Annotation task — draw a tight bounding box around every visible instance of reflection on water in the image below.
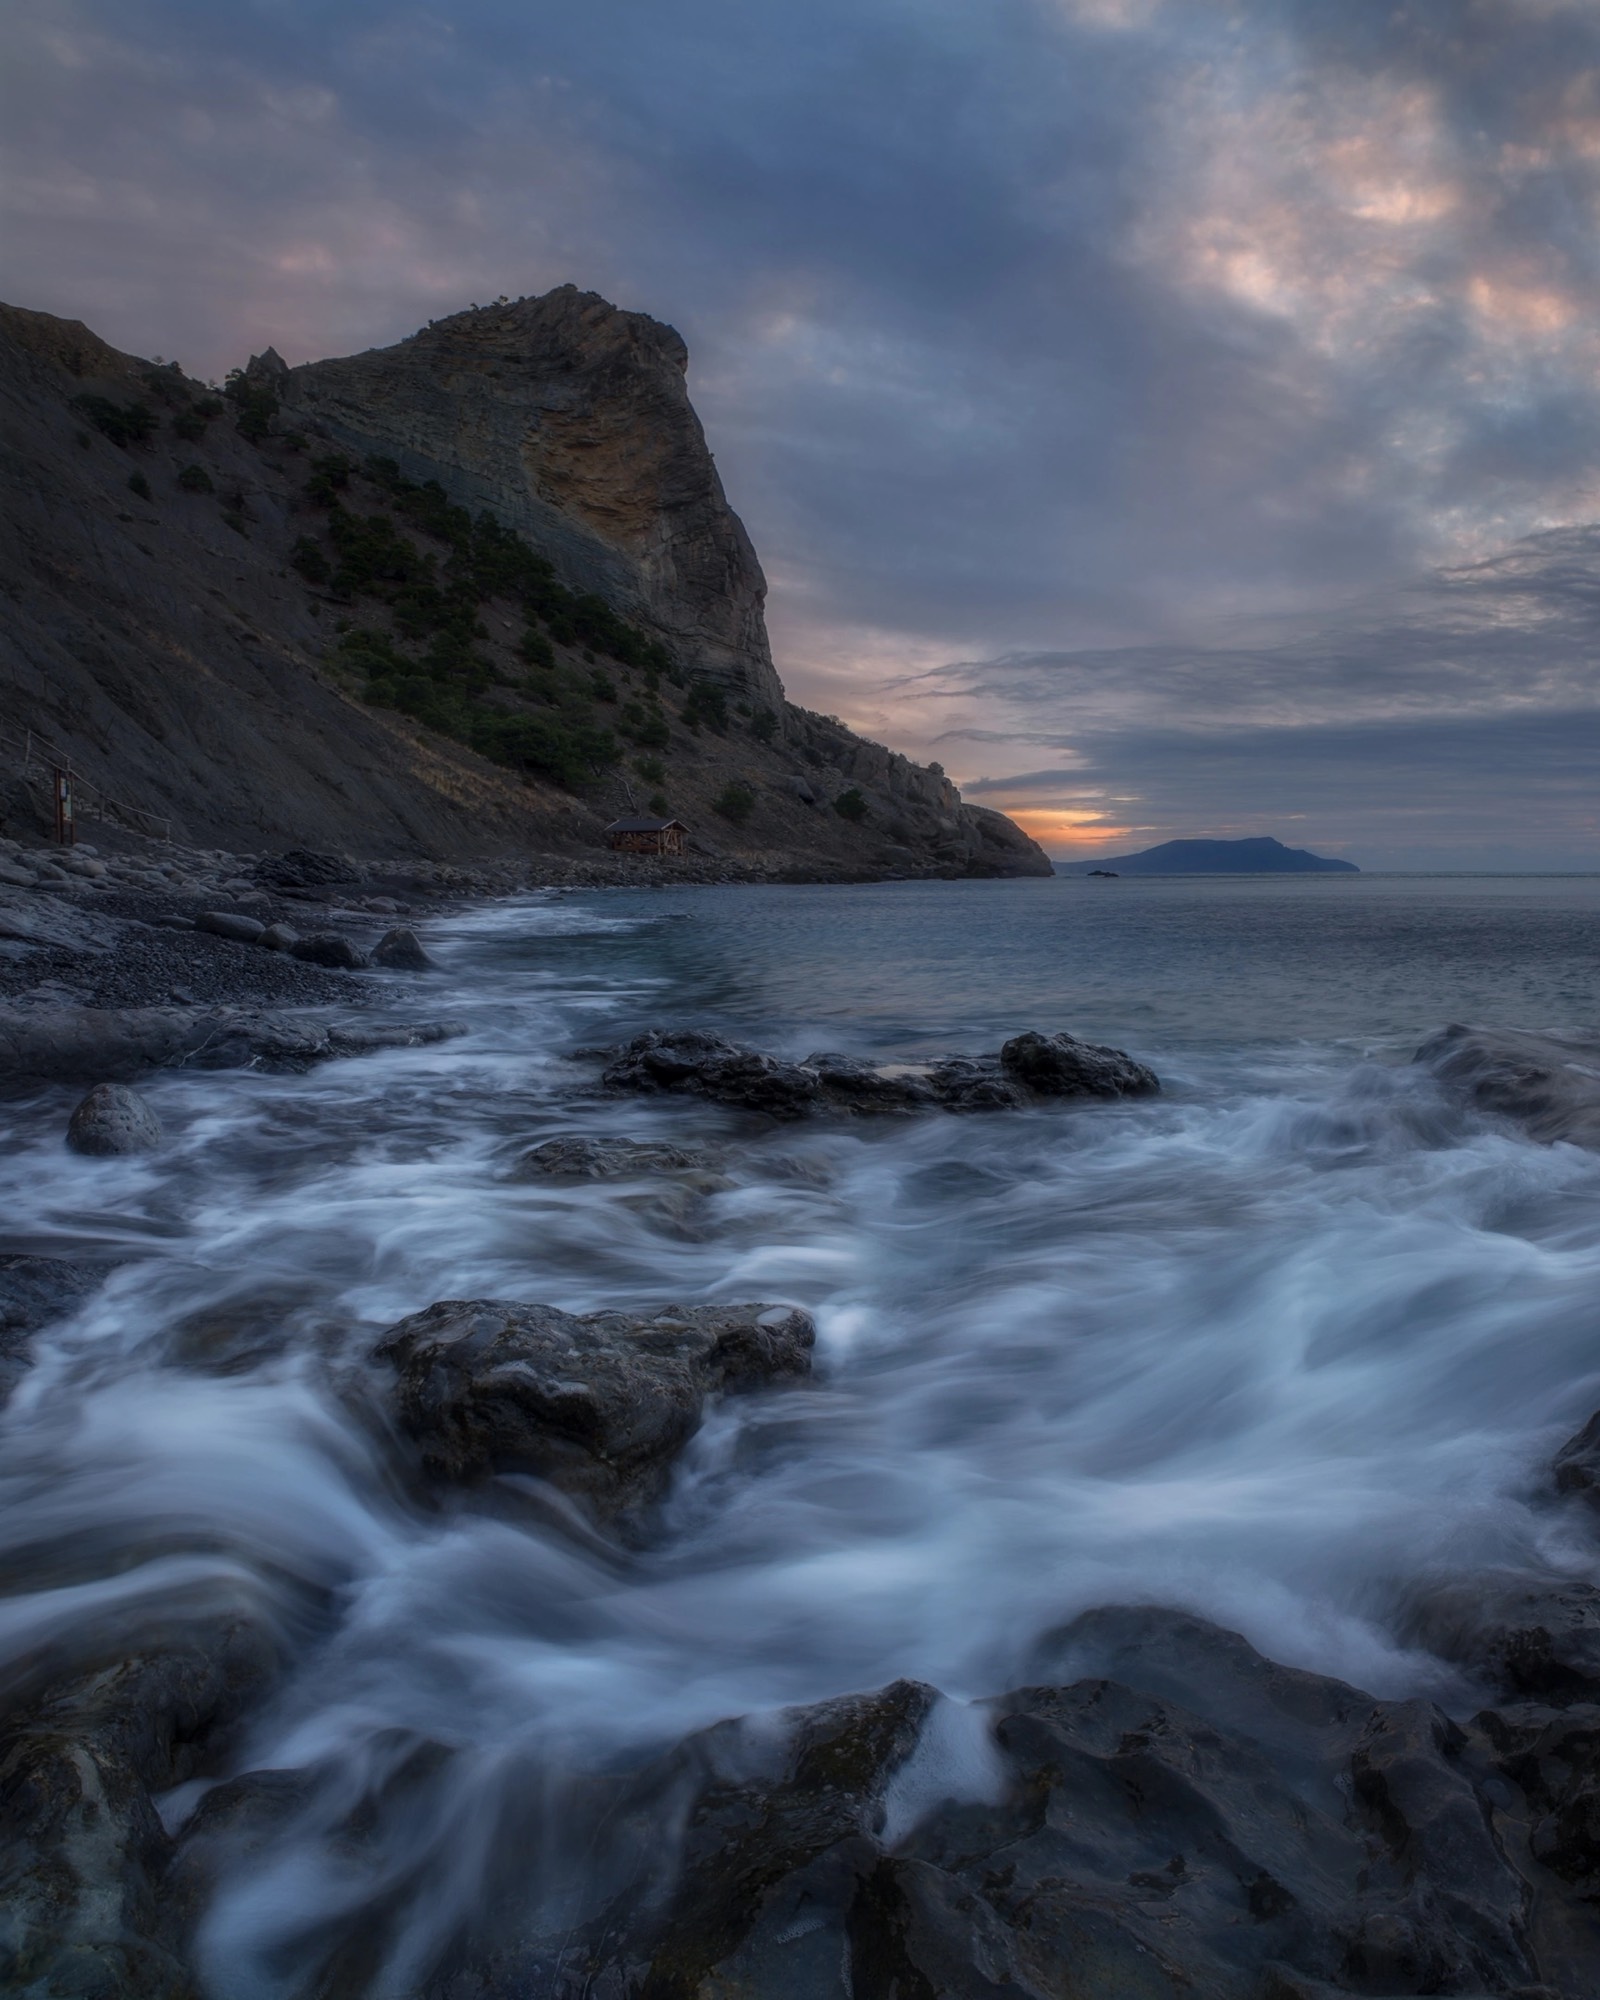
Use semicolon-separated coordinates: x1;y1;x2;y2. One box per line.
3;875;1600;1991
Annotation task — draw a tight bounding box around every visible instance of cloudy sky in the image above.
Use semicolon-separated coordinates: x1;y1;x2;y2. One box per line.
6;0;1600;865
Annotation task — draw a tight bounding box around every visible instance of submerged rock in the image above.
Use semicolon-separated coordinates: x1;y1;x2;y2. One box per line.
372;1298;814;1515
599;1026;1160;1119
510;1135;714;1180
0;1253;110;1403
1416;1023;1600;1147
65;1081;163;1156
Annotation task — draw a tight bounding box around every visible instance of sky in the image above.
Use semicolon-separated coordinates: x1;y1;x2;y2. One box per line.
5;0;1600;865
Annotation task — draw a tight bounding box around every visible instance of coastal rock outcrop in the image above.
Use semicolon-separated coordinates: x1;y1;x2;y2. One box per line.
372;1298;815;1516
447;1607;1594;1999
598;1027;1160;1118
0;1003;463;1083
282;288;783;707
1415;1024;1600;1147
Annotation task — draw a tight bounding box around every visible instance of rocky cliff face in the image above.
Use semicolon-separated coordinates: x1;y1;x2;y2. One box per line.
0;291;1049;881
281;289;783;707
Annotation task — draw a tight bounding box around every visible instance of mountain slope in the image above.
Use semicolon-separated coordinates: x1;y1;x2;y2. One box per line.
0;293;1048;880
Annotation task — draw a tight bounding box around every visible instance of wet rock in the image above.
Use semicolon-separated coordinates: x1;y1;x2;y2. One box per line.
289;932;369;970
1402;1570;1600;1706
252;848;361;891
803;1051;939;1112
195;910;266;944
372;1298;814;1515
602;1029;823;1120
510;1135;713;1180
0;1617;278;2000
599;1027;1160;1120
1555;1412;1600;1510
0;1003;463;1083
476;1609;1552;2000
0;1254;110;1403
257;922;299;952
1416;1024;1600;1147
1000;1027;1161;1098
371;926;435;971
65;1080;163;1155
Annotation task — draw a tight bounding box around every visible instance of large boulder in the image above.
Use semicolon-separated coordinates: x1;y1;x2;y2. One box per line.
252;849;360;892
289;932;369;971
1415;1024;1600;1147
372;1298;814;1516
65;1081;163;1155
1000;1028;1161;1099
601;1030;823;1120
370;926;435;971
1401;1571;1600;1708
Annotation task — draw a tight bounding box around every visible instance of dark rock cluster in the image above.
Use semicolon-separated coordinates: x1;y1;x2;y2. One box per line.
598;1026;1160;1119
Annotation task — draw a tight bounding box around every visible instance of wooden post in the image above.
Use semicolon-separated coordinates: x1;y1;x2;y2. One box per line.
53;767;74;847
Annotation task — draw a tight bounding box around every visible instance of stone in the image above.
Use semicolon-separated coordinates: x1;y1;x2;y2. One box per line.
510;1135;711;1180
1000;1028;1162;1098
1415;1023;1600;1148
252;848;361;891
1401;1570;1600;1706
370;925;435;970
459;1609;1556;2000
602;1028;823;1119
195;909;266;944
0;1254;110;1403
257;923;299;952
0;1003;463;1083
600;1028;1159;1120
372;1297;814;1514
0;863;35;887
0;1616;278;1999
289;932;369;970
65;1081;163;1155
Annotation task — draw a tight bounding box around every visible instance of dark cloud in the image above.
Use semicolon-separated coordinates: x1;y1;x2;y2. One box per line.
4;0;1600;859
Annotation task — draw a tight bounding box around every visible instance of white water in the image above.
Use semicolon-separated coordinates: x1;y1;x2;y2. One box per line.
5;878;1600;1992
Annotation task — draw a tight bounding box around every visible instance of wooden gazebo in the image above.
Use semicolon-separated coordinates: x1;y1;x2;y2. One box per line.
605;815;687;857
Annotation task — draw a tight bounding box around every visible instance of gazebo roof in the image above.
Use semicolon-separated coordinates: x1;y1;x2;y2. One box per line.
605;816;686;833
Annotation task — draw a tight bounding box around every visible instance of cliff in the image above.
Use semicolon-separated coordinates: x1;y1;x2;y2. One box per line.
0;290;1049;881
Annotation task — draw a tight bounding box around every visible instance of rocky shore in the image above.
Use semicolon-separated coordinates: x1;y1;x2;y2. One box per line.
7;865;1600;1996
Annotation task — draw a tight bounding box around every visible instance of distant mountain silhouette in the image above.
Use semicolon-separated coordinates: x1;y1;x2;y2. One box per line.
1061;836;1357;875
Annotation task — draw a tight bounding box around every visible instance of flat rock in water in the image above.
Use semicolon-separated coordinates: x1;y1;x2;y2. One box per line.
372;1298;814;1515
510;1135;713;1180
600;1026;1159;1119
0;1253;110;1402
1416;1023;1600;1147
65;1081;163;1156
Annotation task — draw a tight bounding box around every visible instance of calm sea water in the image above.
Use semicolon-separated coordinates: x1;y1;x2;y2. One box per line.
4;873;1600;1991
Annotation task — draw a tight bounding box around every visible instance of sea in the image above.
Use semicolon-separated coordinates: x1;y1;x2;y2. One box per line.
5;870;1600;1988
